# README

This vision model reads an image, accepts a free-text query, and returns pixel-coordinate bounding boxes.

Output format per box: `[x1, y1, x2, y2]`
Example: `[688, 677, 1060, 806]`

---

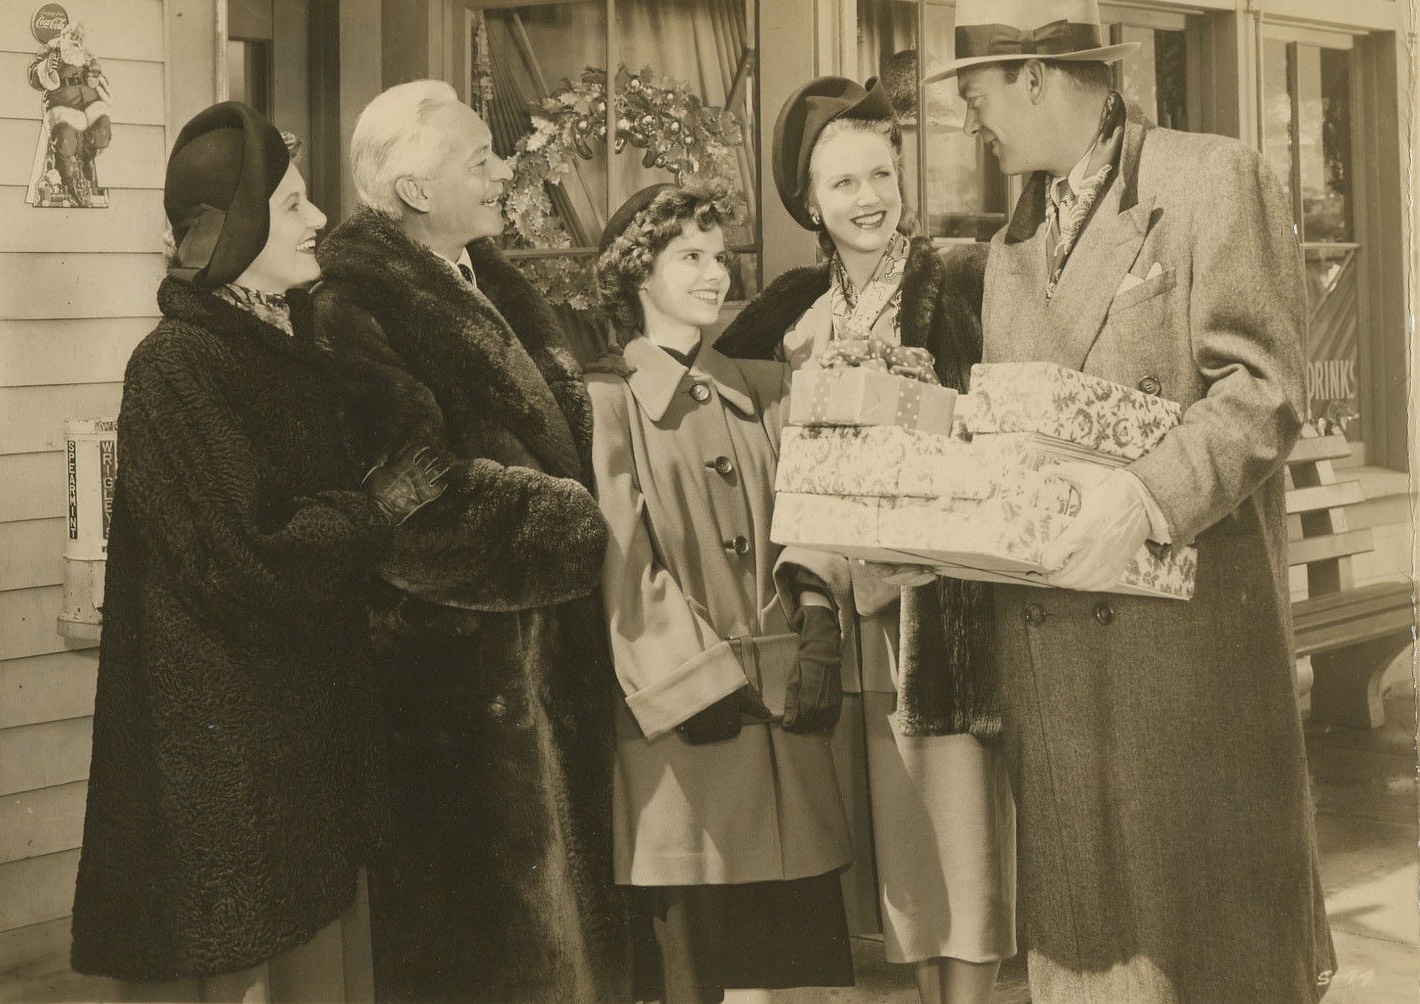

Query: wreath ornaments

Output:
[502, 65, 745, 310]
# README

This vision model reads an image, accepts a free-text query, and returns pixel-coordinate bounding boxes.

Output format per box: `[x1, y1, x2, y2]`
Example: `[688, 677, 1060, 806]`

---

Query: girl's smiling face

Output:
[637, 222, 730, 338]
[807, 127, 903, 261]
[236, 162, 327, 293]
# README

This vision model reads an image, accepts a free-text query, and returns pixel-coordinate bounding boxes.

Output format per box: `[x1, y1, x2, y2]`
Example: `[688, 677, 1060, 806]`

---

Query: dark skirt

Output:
[629, 871, 853, 1004]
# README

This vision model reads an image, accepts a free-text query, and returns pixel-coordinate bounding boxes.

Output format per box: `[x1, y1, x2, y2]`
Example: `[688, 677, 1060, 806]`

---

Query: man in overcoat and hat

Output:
[926, 1, 1336, 1000]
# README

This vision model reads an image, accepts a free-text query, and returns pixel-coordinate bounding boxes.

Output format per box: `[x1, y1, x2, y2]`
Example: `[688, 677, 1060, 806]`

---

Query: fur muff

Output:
[70, 278, 394, 980]
[716, 238, 1000, 740]
[313, 210, 628, 1004]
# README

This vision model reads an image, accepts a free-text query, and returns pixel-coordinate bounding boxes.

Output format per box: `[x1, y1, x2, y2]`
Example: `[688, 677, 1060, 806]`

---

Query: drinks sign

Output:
[31, 3, 68, 44]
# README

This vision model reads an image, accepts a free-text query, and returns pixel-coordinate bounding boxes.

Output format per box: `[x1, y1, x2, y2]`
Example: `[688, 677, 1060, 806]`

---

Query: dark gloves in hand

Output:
[677, 684, 773, 745]
[363, 444, 449, 526]
[782, 605, 843, 734]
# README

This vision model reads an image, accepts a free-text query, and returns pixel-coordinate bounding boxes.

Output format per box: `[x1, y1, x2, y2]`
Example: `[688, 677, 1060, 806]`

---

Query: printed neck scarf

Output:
[829, 229, 909, 344]
[214, 284, 294, 337]
[1045, 90, 1125, 300]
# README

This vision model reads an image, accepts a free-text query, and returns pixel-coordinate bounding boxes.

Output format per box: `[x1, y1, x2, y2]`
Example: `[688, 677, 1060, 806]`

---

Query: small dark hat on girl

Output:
[598, 183, 674, 254]
[772, 76, 894, 230]
[164, 101, 290, 289]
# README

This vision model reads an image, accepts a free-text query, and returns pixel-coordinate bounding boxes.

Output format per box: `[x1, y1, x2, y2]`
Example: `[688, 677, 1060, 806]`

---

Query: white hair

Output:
[350, 79, 465, 217]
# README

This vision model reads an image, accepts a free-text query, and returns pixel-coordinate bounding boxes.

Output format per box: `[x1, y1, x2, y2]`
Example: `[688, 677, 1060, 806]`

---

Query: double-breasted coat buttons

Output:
[1094, 602, 1115, 625]
[689, 382, 712, 403]
[1024, 604, 1047, 626]
[1137, 374, 1163, 396]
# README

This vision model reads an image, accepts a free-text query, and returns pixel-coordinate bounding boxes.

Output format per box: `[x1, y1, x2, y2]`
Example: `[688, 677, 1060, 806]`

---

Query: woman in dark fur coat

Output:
[70, 103, 442, 992]
[715, 78, 1014, 1004]
[309, 81, 626, 1004]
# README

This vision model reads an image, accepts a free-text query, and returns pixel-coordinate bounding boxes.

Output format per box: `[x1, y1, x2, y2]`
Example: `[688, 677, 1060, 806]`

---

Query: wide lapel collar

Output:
[1043, 118, 1155, 369]
[622, 336, 690, 422]
[693, 345, 756, 416]
[986, 177, 1051, 362]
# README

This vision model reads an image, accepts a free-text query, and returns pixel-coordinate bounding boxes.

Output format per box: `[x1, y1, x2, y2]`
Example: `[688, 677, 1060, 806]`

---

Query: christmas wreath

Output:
[500, 65, 745, 310]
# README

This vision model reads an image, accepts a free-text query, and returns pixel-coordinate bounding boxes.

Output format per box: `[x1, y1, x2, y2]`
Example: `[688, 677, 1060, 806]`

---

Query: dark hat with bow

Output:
[772, 76, 895, 231]
[164, 101, 290, 289]
[923, 0, 1138, 83]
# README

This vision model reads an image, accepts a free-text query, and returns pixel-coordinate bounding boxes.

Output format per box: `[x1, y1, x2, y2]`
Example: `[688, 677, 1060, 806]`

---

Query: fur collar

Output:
[315, 209, 590, 480]
[716, 237, 987, 391]
[158, 276, 320, 361]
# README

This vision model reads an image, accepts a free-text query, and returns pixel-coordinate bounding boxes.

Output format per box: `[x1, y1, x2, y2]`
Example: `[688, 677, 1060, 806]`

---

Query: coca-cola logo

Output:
[32, 3, 70, 43]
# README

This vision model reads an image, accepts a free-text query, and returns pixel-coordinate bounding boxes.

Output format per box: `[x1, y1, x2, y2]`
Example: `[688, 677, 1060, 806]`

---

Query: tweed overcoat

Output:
[70, 278, 393, 981]
[311, 211, 628, 1004]
[983, 116, 1335, 1002]
[587, 338, 852, 887]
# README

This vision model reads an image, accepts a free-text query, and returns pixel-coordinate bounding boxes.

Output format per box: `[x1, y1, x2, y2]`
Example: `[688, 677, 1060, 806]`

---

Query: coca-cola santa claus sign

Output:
[26, 3, 112, 208]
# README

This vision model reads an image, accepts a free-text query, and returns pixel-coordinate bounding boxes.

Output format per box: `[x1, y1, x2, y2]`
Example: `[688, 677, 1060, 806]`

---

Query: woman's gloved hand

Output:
[362, 444, 449, 526]
[677, 684, 773, 745]
[782, 605, 843, 734]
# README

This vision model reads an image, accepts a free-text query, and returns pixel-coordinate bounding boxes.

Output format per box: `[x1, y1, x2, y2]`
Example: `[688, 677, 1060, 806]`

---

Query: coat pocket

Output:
[1109, 267, 1177, 314]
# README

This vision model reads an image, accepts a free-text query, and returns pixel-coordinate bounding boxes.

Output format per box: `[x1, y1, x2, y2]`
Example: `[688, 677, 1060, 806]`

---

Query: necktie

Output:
[457, 262, 474, 284]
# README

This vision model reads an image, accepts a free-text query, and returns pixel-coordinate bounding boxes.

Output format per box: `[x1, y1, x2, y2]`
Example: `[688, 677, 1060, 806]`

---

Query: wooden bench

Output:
[1285, 432, 1415, 728]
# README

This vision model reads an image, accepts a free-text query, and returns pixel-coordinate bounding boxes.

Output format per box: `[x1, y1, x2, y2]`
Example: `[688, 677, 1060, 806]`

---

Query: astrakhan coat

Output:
[983, 115, 1335, 1002]
[586, 337, 852, 887]
[71, 277, 393, 980]
[312, 210, 628, 1004]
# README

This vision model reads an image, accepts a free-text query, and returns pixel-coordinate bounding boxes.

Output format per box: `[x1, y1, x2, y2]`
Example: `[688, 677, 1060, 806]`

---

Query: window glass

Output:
[1118, 26, 1187, 129]
[473, 0, 760, 358]
[1261, 38, 1294, 213]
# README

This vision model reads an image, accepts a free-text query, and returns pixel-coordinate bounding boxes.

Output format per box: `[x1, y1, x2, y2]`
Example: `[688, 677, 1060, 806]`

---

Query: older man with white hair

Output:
[311, 80, 628, 1004]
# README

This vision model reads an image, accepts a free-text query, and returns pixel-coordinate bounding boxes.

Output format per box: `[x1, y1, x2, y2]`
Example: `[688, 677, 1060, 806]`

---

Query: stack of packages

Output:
[770, 345, 1198, 599]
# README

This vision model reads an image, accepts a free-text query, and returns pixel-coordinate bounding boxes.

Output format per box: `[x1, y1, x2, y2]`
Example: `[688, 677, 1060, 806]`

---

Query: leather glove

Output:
[782, 605, 843, 734]
[362, 444, 449, 527]
[677, 684, 773, 745]
[1040, 464, 1152, 592]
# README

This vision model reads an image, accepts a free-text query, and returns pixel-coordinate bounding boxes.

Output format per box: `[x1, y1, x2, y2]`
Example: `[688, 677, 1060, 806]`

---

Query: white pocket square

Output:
[1115, 262, 1166, 297]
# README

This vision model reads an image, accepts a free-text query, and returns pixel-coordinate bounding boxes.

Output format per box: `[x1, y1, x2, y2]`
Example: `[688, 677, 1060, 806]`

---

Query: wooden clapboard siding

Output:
[0, 453, 67, 524]
[0, 0, 166, 63]
[0, 652, 98, 731]
[0, 318, 151, 387]
[0, 254, 166, 319]
[0, 520, 66, 592]
[0, 384, 125, 455]
[0, 719, 93, 797]
[0, 120, 167, 191]
[0, 850, 81, 933]
[0, 188, 167, 253]
[0, 56, 165, 125]
[0, 587, 71, 663]
[0, 782, 88, 865]
[0, 917, 72, 978]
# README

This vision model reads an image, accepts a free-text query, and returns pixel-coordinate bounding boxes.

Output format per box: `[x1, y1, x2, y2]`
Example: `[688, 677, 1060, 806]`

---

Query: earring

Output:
[810, 211, 821, 226]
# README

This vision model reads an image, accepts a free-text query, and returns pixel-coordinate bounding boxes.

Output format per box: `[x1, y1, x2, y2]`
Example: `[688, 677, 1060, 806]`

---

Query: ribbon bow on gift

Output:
[819, 336, 941, 386]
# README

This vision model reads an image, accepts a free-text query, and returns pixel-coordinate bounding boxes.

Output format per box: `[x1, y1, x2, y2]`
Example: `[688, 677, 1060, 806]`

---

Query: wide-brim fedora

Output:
[923, 0, 1139, 84]
[773, 76, 894, 231]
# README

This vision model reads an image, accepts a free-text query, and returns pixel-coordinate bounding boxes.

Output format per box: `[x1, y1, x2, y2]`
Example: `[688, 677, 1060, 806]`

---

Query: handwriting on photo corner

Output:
[1317, 968, 1376, 988]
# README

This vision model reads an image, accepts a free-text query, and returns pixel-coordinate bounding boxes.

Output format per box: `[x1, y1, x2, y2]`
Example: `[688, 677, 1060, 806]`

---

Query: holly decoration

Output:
[502, 65, 744, 310]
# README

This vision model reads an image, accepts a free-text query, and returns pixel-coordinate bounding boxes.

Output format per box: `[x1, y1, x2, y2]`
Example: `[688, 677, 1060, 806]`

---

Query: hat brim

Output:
[922, 42, 1139, 84]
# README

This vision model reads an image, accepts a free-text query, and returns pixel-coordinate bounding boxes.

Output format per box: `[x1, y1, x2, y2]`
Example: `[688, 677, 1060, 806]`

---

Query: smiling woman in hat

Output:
[717, 78, 1014, 1004]
[586, 182, 855, 1004]
[69, 101, 444, 995]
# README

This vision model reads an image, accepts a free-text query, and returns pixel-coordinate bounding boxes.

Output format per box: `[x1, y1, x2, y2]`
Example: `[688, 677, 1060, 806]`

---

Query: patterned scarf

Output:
[1045, 91, 1126, 300]
[828, 229, 910, 344]
[214, 284, 294, 337]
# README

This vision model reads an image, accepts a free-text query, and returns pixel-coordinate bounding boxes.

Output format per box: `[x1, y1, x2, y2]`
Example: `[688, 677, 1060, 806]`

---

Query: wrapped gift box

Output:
[789, 366, 958, 436]
[929, 543, 1199, 600]
[966, 361, 1182, 461]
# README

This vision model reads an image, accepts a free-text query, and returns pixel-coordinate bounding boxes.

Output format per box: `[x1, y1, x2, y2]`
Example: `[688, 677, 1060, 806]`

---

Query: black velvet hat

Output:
[772, 76, 894, 230]
[164, 102, 290, 289]
[599, 183, 673, 254]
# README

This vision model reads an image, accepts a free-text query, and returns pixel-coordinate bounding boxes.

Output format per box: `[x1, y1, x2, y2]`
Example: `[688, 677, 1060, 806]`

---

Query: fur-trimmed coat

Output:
[71, 277, 393, 980]
[716, 237, 998, 739]
[312, 210, 627, 1004]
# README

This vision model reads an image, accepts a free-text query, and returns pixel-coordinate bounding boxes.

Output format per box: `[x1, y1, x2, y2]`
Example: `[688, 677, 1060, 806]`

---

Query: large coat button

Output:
[1023, 604, 1047, 626]
[689, 382, 711, 403]
[1137, 374, 1162, 396]
[725, 534, 750, 555]
[706, 456, 734, 476]
[1094, 602, 1115, 625]
[487, 696, 510, 721]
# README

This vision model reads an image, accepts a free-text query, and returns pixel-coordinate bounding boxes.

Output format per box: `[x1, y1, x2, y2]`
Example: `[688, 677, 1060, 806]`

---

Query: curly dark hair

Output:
[594, 182, 740, 337]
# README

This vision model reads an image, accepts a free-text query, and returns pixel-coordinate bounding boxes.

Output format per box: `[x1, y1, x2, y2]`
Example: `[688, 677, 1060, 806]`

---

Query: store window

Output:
[1261, 33, 1359, 439]
[854, 1, 1199, 244]
[470, 0, 760, 356]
